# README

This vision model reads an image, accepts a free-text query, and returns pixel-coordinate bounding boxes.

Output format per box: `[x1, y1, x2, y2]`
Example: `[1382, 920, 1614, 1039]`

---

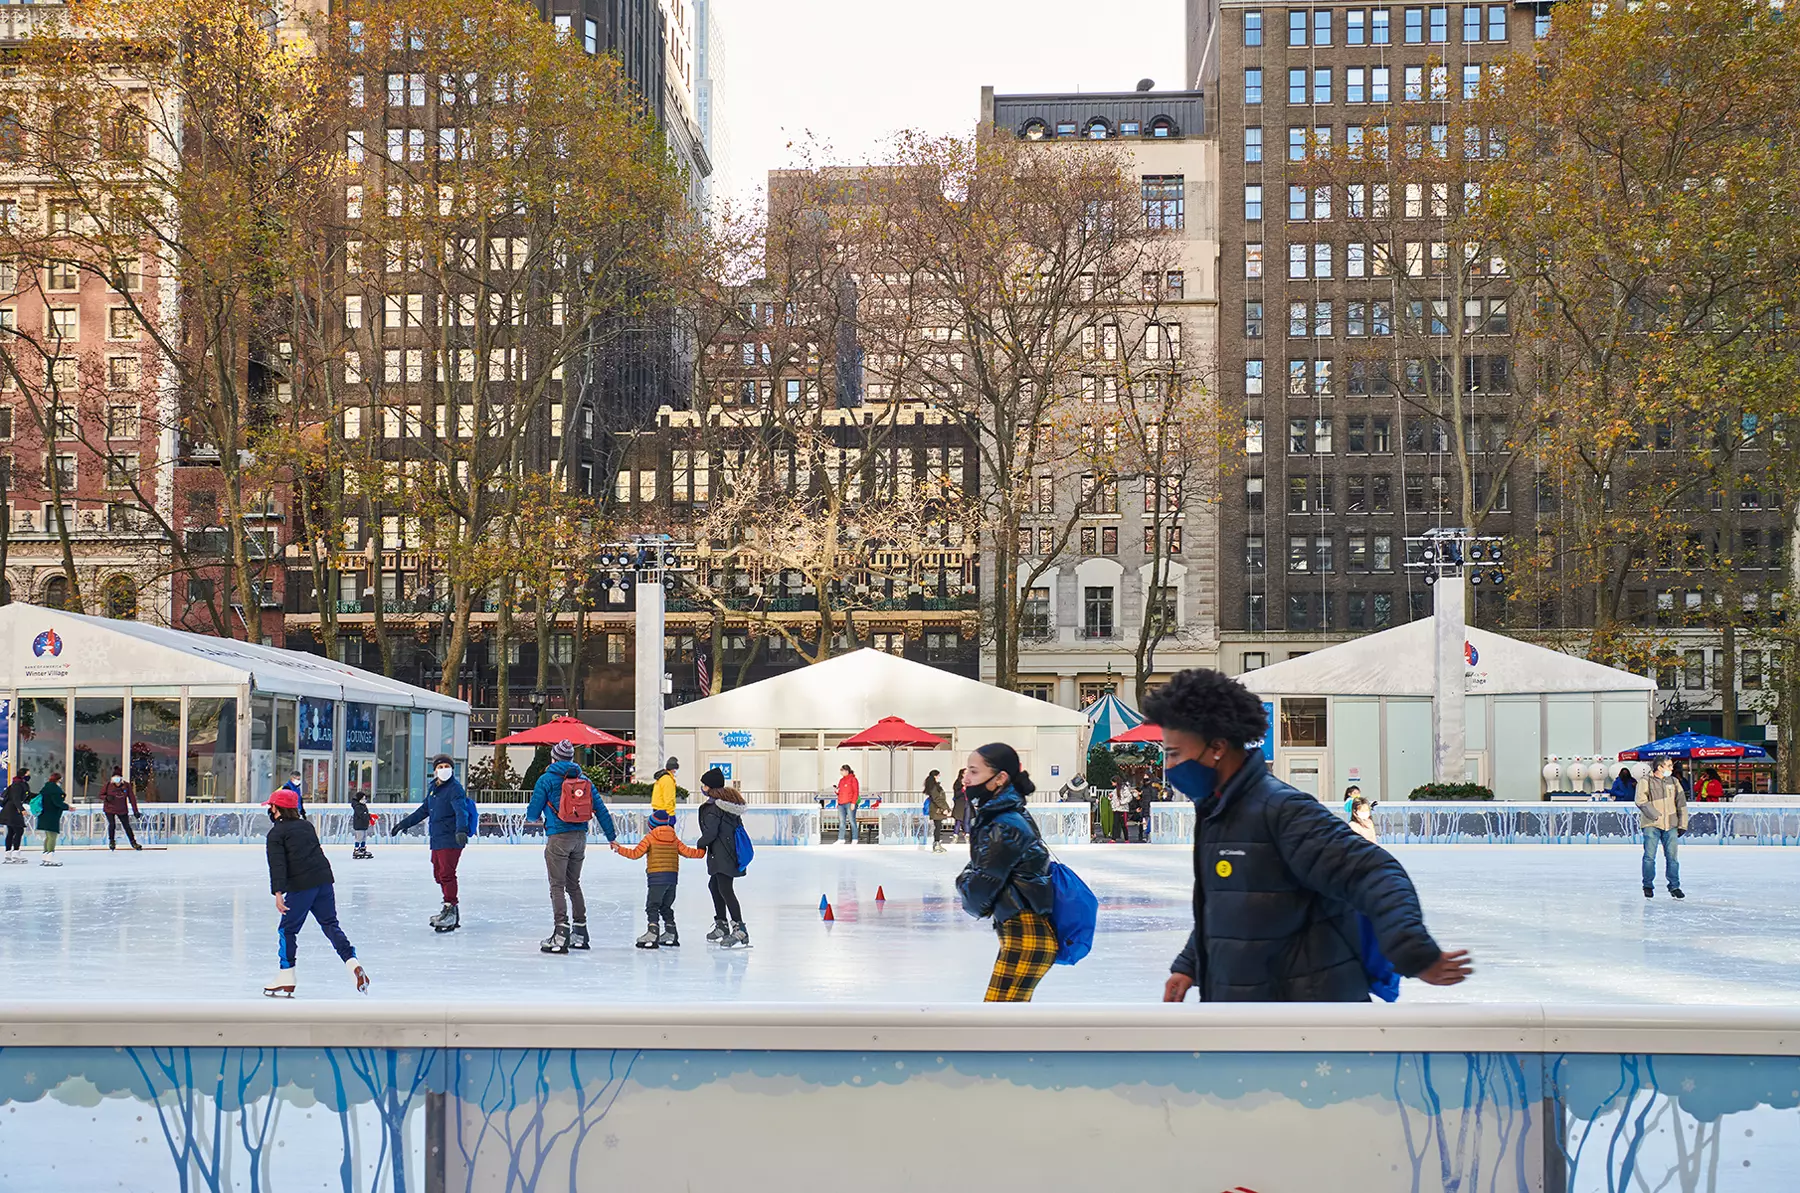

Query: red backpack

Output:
[557, 774, 594, 823]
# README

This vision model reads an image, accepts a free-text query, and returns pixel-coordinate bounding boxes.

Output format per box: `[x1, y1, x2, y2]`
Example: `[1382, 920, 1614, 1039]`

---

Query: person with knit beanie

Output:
[696, 767, 750, 947]
[525, 739, 617, 953]
[614, 804, 704, 948]
[651, 757, 681, 814]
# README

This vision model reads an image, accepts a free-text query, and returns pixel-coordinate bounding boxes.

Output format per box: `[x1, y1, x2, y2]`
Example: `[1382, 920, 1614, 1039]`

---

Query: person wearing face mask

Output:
[1145, 669, 1472, 1002]
[393, 754, 475, 933]
[954, 743, 1058, 1002]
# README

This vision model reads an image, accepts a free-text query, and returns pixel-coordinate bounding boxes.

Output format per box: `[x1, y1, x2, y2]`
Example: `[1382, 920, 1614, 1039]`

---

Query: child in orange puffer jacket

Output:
[615, 808, 705, 948]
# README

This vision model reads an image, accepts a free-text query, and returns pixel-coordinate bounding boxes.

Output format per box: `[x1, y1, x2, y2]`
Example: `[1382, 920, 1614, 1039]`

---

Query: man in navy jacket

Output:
[394, 755, 473, 932]
[1146, 669, 1474, 1002]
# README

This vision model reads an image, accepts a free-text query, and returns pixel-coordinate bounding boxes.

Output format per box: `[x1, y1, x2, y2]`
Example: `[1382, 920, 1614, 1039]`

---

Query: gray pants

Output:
[545, 832, 588, 927]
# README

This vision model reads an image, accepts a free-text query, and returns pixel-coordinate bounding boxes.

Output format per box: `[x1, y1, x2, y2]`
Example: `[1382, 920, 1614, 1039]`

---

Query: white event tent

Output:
[664, 648, 1087, 801]
[1240, 618, 1654, 802]
[0, 603, 467, 805]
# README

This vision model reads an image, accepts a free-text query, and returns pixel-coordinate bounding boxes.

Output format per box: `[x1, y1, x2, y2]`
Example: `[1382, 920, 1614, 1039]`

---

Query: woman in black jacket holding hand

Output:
[955, 742, 1056, 1002]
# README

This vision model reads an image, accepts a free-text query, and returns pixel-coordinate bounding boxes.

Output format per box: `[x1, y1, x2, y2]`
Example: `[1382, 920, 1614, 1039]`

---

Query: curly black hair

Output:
[1143, 668, 1269, 747]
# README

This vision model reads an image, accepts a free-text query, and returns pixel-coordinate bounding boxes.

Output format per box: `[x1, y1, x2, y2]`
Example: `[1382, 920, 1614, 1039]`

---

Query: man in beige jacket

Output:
[1636, 758, 1688, 899]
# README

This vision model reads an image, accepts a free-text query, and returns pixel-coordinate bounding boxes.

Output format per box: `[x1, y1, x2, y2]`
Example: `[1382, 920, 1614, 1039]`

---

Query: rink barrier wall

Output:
[1151, 799, 1800, 845]
[38, 802, 1094, 847]
[2, 1003, 1797, 1193]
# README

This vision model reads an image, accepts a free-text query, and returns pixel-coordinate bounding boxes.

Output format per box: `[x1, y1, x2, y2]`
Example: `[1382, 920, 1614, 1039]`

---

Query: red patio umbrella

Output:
[494, 715, 631, 749]
[842, 717, 948, 800]
[1108, 723, 1164, 745]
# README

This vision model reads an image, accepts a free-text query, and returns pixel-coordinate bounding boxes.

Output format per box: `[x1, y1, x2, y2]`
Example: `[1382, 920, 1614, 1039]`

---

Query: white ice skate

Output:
[635, 925, 661, 950]
[346, 957, 370, 994]
[263, 970, 296, 998]
[40, 857, 61, 867]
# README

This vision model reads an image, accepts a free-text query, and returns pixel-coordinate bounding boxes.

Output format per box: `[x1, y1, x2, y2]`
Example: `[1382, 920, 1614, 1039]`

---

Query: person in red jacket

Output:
[100, 765, 143, 852]
[834, 765, 860, 845]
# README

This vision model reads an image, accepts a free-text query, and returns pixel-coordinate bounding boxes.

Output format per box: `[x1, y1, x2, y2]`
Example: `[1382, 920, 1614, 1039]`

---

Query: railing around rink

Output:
[1150, 800, 1800, 846]
[47, 803, 821, 847]
[42, 801, 1094, 848]
[1, 1002, 1795, 1193]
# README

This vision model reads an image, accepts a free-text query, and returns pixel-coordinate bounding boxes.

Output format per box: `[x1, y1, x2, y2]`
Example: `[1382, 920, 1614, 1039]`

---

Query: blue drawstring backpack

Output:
[733, 821, 754, 876]
[1358, 914, 1400, 1002]
[1047, 861, 1098, 966]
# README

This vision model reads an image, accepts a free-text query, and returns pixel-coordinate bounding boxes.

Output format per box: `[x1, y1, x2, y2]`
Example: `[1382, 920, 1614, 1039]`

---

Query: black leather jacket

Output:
[956, 786, 1054, 926]
[1172, 754, 1441, 1001]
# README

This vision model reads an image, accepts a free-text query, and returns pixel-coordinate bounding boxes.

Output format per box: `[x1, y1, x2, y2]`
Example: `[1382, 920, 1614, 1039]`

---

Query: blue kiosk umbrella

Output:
[1618, 733, 1771, 761]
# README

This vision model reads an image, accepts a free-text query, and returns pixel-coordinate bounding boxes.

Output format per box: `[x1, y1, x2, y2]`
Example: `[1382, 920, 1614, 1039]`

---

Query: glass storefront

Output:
[376, 708, 412, 803]
[71, 698, 126, 802]
[130, 698, 181, 802]
[18, 697, 67, 783]
[186, 697, 239, 803]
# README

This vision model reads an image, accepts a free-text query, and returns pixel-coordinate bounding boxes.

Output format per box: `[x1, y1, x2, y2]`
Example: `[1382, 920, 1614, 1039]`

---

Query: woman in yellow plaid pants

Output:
[956, 743, 1059, 1002]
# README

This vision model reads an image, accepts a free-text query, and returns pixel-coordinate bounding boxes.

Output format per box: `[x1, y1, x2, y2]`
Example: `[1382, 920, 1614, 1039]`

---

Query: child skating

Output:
[264, 788, 369, 997]
[350, 789, 373, 859]
[614, 807, 704, 948]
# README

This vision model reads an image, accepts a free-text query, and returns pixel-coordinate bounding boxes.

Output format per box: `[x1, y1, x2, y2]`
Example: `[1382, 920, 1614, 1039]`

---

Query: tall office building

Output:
[694, 0, 734, 207]
[1197, 1, 1537, 674]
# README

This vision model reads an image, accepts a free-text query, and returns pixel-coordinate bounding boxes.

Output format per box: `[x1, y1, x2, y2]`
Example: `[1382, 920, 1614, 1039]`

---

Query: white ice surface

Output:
[2, 841, 1797, 1004]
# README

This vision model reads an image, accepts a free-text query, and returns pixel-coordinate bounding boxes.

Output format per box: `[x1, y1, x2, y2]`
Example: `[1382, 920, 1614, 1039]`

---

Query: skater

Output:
[1607, 765, 1637, 803]
[392, 754, 474, 932]
[1347, 795, 1379, 845]
[267, 770, 306, 822]
[955, 743, 1057, 1002]
[525, 740, 618, 954]
[263, 788, 369, 997]
[951, 773, 969, 844]
[614, 806, 704, 948]
[1637, 756, 1687, 899]
[1695, 768, 1725, 803]
[100, 765, 143, 851]
[1, 767, 28, 861]
[924, 769, 950, 852]
[1109, 781, 1130, 842]
[35, 772, 68, 866]
[696, 767, 750, 947]
[350, 788, 373, 858]
[835, 764, 860, 844]
[652, 757, 681, 814]
[1144, 668, 1473, 1002]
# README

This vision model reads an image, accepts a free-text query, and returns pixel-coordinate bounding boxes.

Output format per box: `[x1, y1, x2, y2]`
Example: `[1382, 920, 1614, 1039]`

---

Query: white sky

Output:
[709, 0, 1186, 206]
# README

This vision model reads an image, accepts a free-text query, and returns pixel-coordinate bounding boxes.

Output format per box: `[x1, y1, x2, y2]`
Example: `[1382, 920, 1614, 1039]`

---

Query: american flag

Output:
[695, 648, 710, 695]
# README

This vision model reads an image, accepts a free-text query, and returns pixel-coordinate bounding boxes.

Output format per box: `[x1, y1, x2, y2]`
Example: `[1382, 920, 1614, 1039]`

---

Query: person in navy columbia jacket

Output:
[1145, 669, 1474, 1002]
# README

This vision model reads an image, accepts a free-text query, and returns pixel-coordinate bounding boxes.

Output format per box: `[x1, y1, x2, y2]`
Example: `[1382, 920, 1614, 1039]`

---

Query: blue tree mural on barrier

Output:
[1, 1044, 1797, 1190]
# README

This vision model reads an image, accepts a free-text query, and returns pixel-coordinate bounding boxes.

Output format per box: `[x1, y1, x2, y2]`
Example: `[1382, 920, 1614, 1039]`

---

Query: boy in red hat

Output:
[263, 787, 369, 997]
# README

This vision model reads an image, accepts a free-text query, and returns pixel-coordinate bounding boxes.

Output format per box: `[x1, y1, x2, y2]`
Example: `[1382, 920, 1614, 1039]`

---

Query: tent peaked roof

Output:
[665, 648, 1087, 731]
[0, 602, 466, 711]
[1240, 617, 1655, 698]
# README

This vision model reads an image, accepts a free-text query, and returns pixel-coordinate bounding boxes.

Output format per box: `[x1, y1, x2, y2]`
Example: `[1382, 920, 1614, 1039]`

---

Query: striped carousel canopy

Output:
[1083, 692, 1143, 748]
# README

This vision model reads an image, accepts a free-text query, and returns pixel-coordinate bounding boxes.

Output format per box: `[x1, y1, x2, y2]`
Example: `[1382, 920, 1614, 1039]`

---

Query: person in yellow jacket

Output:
[651, 758, 681, 814]
[615, 808, 704, 947]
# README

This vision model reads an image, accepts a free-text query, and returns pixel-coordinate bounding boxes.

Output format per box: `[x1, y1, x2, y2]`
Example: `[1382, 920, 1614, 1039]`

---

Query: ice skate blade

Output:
[263, 988, 295, 998]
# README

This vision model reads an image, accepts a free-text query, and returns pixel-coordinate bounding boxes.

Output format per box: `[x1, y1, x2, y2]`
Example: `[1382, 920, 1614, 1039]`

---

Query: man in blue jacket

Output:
[1144, 669, 1474, 1002]
[393, 754, 473, 933]
[525, 740, 617, 954]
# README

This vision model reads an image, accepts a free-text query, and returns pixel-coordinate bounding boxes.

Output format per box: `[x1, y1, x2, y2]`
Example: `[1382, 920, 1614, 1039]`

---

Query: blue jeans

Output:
[1641, 828, 1680, 890]
[277, 883, 356, 969]
[838, 804, 857, 843]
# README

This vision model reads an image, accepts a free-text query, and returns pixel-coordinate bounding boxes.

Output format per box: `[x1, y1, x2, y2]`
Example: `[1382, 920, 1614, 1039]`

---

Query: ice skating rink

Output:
[3, 841, 1797, 1004]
